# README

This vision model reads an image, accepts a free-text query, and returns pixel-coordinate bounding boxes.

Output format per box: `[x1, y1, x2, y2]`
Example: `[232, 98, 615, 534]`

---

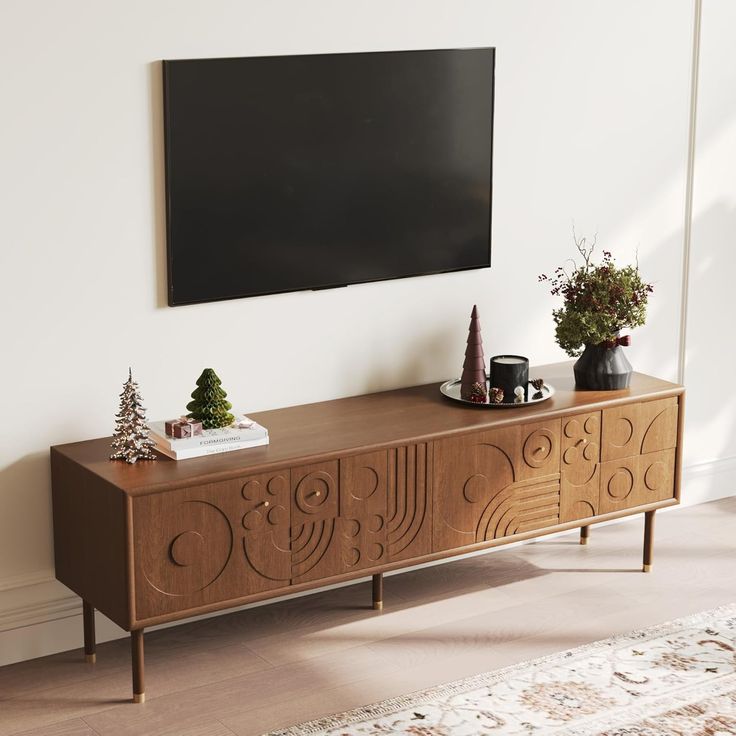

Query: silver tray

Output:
[440, 379, 555, 408]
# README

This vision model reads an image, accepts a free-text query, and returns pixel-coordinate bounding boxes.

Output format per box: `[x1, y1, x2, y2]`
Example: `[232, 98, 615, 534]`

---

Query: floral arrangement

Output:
[539, 233, 653, 357]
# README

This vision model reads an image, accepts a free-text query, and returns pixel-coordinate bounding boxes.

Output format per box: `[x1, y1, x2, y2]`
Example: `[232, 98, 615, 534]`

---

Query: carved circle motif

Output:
[572, 500, 596, 517]
[267, 505, 286, 526]
[523, 429, 554, 468]
[583, 442, 598, 462]
[584, 416, 598, 435]
[241, 480, 261, 501]
[144, 500, 233, 597]
[368, 514, 383, 533]
[563, 446, 579, 466]
[242, 509, 263, 531]
[170, 531, 205, 567]
[350, 466, 380, 500]
[368, 543, 384, 561]
[344, 519, 361, 538]
[267, 475, 287, 496]
[564, 419, 581, 439]
[463, 473, 490, 504]
[345, 548, 360, 567]
[607, 468, 634, 500]
[295, 471, 334, 514]
[645, 462, 665, 491]
[611, 418, 634, 448]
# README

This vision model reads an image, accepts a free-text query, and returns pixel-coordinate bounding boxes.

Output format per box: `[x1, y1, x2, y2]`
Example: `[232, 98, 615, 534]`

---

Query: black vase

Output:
[574, 343, 632, 390]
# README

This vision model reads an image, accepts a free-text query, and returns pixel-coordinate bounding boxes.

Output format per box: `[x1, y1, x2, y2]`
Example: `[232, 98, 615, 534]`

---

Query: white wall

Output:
[0, 0, 730, 666]
[684, 0, 736, 477]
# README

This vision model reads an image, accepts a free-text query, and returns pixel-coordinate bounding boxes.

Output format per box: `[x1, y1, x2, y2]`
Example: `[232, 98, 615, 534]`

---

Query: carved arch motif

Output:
[433, 421, 561, 552]
[387, 443, 432, 562]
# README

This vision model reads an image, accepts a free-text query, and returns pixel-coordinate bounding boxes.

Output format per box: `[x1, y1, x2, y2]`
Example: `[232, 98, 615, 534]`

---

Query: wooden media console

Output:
[50, 363, 684, 702]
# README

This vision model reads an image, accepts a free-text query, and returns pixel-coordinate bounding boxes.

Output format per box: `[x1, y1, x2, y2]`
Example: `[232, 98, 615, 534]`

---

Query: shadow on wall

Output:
[683, 199, 736, 470]
[149, 62, 167, 310]
[0, 452, 54, 581]
[359, 321, 460, 395]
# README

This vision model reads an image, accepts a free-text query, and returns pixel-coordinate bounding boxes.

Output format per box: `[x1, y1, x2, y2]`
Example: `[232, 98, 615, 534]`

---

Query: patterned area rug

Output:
[267, 604, 736, 735]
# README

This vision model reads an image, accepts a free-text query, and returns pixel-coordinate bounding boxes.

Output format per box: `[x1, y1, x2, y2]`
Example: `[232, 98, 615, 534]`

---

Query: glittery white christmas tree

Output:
[110, 369, 157, 464]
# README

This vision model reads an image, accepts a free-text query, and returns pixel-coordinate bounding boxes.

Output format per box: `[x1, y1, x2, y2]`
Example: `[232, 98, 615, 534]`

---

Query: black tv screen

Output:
[163, 47, 495, 305]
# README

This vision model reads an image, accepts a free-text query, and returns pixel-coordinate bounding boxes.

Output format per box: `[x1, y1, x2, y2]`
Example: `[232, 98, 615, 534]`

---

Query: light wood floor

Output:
[2, 497, 735, 736]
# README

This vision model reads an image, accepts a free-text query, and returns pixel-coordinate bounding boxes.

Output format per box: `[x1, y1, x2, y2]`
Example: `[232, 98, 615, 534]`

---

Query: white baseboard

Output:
[0, 568, 55, 592]
[1, 456, 734, 668]
[680, 455, 736, 505]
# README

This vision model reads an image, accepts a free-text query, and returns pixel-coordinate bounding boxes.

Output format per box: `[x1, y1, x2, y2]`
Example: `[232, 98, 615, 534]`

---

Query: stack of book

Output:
[148, 418, 269, 460]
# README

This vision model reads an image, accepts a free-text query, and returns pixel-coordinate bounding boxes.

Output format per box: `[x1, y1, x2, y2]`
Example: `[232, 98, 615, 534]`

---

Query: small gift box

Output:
[165, 416, 203, 438]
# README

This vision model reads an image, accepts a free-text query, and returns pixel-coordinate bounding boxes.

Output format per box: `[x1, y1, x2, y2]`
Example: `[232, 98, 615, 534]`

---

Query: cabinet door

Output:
[290, 451, 388, 584]
[433, 420, 561, 552]
[599, 398, 679, 512]
[560, 411, 601, 522]
[387, 443, 432, 563]
[290, 460, 339, 583]
[599, 449, 676, 514]
[601, 398, 678, 462]
[133, 470, 291, 622]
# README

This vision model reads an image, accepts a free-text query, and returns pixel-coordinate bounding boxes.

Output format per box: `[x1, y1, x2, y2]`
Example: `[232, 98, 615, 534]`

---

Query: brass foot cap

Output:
[133, 693, 145, 704]
[373, 601, 383, 611]
[85, 653, 96, 664]
[580, 538, 588, 545]
[643, 564, 652, 573]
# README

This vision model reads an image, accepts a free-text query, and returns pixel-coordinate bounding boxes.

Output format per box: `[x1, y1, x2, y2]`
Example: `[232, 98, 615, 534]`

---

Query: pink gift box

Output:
[165, 417, 203, 438]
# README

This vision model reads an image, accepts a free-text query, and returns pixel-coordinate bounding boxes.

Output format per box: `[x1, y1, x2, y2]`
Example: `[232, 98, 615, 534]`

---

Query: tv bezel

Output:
[163, 47, 495, 306]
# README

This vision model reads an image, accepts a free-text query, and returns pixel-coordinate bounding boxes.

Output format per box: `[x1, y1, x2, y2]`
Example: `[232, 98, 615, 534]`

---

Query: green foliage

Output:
[186, 368, 235, 429]
[539, 233, 653, 357]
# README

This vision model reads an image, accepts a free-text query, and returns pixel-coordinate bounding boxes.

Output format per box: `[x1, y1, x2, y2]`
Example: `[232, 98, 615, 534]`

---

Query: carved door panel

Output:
[291, 460, 339, 527]
[387, 443, 432, 563]
[133, 470, 291, 622]
[602, 398, 678, 462]
[240, 471, 292, 587]
[339, 450, 389, 570]
[433, 420, 561, 552]
[290, 461, 339, 583]
[517, 420, 561, 482]
[599, 397, 678, 514]
[599, 448, 676, 514]
[290, 452, 388, 584]
[560, 411, 601, 522]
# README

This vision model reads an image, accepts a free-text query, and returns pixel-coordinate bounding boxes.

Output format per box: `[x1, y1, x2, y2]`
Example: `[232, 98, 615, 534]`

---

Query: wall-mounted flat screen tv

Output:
[163, 47, 495, 305]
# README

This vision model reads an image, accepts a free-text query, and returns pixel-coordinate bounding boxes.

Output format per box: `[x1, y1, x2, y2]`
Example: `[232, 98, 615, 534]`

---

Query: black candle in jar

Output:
[489, 355, 529, 403]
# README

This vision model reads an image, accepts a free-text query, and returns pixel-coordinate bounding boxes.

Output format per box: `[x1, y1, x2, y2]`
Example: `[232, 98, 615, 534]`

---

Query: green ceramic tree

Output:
[186, 368, 235, 429]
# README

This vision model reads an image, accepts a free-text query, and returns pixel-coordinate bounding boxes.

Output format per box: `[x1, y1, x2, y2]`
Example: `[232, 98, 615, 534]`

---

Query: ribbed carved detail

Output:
[477, 476, 560, 542]
[387, 443, 431, 561]
[433, 420, 561, 552]
[290, 519, 335, 579]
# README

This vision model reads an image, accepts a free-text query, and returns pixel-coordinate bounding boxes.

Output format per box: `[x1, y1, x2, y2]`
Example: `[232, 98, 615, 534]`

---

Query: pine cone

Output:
[469, 382, 487, 403]
[488, 387, 504, 404]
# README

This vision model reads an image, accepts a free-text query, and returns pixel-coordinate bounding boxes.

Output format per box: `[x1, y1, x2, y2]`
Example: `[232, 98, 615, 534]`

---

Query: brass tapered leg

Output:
[83, 601, 96, 664]
[372, 573, 383, 610]
[643, 510, 655, 572]
[131, 629, 145, 703]
[580, 525, 590, 545]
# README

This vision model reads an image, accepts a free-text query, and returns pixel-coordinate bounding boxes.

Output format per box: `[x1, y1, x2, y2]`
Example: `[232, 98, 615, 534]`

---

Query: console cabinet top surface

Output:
[51, 362, 682, 496]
